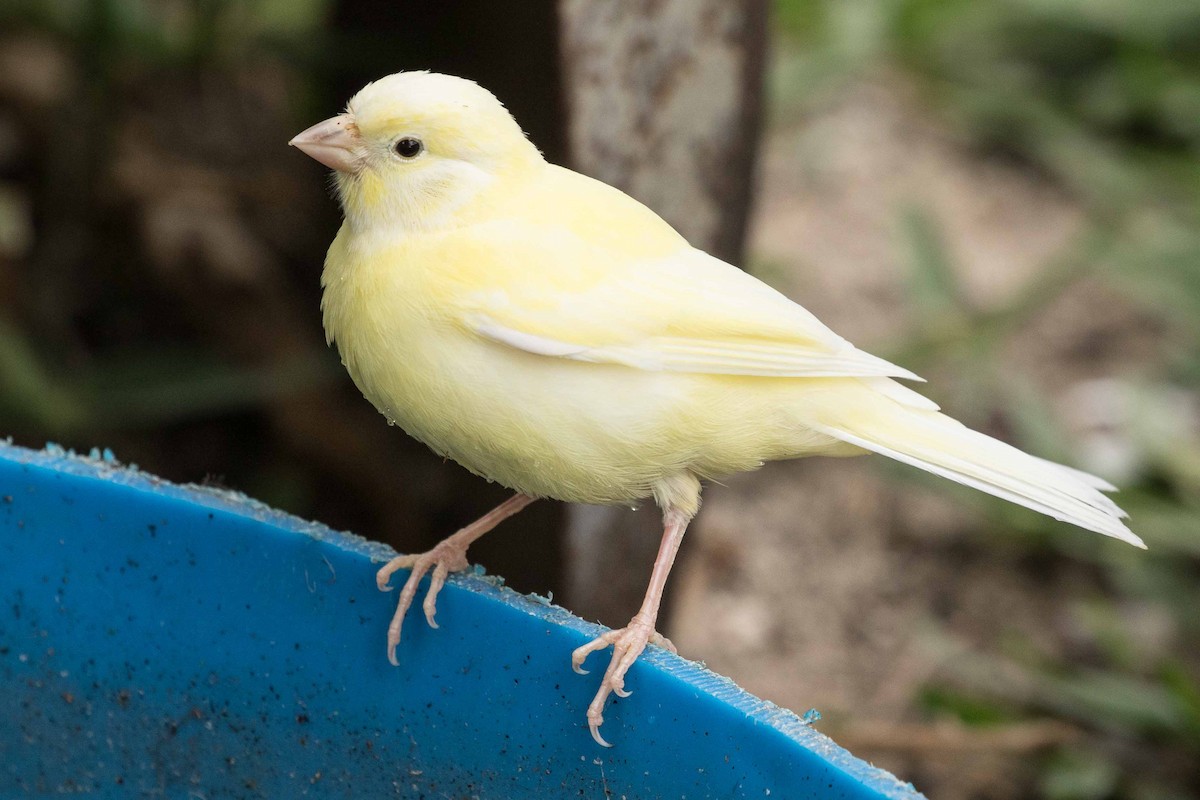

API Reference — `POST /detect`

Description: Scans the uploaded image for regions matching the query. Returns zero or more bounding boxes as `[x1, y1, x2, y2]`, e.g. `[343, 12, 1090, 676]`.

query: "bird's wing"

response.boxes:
[445, 221, 920, 381]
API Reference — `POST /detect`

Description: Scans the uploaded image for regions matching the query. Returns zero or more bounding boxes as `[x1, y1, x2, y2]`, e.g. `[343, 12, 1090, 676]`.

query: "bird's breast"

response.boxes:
[319, 239, 668, 502]
[318, 232, 839, 504]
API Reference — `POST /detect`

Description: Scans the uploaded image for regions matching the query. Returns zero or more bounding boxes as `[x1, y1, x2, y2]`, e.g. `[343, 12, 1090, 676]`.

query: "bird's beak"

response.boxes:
[289, 114, 363, 173]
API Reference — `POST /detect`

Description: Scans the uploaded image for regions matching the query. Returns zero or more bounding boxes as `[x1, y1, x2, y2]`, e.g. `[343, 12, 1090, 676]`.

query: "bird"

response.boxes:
[289, 71, 1143, 747]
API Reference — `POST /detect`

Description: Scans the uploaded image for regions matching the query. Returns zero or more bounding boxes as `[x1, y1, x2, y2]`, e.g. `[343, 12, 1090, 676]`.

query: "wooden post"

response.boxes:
[558, 0, 768, 626]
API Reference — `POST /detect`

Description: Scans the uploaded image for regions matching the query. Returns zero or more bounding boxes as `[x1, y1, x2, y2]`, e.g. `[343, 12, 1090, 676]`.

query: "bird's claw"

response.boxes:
[571, 629, 618, 675]
[376, 554, 414, 592]
[588, 711, 612, 748]
[573, 616, 670, 747]
[377, 540, 471, 665]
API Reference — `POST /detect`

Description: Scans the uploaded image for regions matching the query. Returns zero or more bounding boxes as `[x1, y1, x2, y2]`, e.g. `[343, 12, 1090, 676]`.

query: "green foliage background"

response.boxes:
[775, 1, 1200, 797]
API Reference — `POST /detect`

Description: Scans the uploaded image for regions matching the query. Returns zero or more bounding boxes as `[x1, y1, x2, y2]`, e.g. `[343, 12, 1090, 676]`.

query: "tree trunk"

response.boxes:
[557, 0, 768, 627]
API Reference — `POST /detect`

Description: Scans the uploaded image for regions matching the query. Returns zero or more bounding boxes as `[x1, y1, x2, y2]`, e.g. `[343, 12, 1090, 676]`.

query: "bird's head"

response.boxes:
[290, 71, 542, 230]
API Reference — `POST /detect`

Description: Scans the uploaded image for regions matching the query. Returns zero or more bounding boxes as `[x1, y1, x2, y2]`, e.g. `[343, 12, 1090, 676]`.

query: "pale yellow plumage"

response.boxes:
[293, 71, 1141, 746]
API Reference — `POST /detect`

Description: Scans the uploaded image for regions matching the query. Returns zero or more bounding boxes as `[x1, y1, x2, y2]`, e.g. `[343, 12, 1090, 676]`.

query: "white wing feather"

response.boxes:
[468, 245, 922, 381]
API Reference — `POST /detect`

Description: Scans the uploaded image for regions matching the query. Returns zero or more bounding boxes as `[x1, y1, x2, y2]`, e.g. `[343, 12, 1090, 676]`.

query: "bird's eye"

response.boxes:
[394, 137, 423, 159]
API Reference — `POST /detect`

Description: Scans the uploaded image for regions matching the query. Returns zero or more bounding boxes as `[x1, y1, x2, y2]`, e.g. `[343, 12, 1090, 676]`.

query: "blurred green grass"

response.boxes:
[776, 0, 1200, 797]
[0, 0, 336, 438]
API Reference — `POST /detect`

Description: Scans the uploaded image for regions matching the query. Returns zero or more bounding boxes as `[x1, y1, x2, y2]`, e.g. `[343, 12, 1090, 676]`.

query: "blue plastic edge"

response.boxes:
[0, 438, 924, 799]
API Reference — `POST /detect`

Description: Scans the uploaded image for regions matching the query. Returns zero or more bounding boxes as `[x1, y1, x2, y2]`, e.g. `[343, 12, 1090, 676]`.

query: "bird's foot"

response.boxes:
[571, 614, 677, 747]
[376, 537, 471, 666]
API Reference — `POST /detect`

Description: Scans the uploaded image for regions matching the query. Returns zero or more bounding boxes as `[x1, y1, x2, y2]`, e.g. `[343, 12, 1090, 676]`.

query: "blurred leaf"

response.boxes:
[934, 631, 1200, 741]
[1036, 668, 1197, 738]
[0, 323, 337, 434]
[82, 348, 337, 428]
[1160, 662, 1200, 735]
[1041, 747, 1119, 800]
[2, 0, 330, 64]
[900, 205, 970, 321]
[1128, 785, 1195, 800]
[1107, 226, 1200, 332]
[254, 0, 329, 38]
[0, 318, 87, 434]
[774, 0, 829, 42]
[920, 685, 1019, 726]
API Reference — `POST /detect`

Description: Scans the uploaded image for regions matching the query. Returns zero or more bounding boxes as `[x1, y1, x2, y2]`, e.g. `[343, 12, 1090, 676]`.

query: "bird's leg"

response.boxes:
[571, 506, 690, 746]
[377, 492, 535, 665]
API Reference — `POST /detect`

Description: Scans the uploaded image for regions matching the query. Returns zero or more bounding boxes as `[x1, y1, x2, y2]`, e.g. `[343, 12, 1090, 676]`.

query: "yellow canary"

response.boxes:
[290, 71, 1142, 746]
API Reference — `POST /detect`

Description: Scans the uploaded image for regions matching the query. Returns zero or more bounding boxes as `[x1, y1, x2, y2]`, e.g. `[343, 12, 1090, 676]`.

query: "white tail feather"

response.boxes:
[813, 403, 1143, 548]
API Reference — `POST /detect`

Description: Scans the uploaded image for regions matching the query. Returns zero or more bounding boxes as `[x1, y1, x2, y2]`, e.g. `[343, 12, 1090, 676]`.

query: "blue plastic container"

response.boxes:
[0, 441, 923, 798]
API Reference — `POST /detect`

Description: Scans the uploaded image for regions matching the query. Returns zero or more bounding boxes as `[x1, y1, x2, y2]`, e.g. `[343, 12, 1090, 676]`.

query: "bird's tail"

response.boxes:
[810, 386, 1144, 548]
